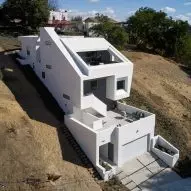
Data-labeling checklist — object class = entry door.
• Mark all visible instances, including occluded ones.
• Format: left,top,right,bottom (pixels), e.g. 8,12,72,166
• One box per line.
108,143,114,162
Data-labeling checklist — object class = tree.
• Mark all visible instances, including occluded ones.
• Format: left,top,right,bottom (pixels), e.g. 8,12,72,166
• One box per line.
126,7,191,68
175,34,191,68
95,13,110,23
2,0,50,29
71,16,83,21
126,7,189,57
91,15,128,49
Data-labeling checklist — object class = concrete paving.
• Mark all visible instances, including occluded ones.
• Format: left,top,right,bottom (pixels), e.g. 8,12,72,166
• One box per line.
129,167,153,185
122,158,144,176
140,168,182,190
116,152,182,191
137,152,158,166
151,178,191,191
146,160,167,174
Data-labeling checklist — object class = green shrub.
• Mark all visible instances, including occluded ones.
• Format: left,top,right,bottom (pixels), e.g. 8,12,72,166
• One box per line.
176,34,191,69
0,69,3,80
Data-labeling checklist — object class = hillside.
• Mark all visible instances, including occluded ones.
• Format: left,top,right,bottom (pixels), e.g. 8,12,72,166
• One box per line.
122,51,191,158
0,36,190,190
0,46,101,191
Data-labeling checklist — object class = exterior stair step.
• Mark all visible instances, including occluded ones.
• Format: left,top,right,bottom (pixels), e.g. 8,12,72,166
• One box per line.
116,171,128,180
121,177,132,185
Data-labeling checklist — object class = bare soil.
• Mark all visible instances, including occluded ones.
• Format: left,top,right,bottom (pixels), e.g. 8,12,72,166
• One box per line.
0,36,190,190
0,46,101,191
122,51,191,158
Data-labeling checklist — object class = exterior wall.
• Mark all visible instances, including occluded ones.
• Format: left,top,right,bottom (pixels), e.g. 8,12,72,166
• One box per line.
38,28,83,113
18,36,39,67
83,62,133,100
82,112,98,127
49,10,68,23
84,78,114,109
98,127,119,164
117,115,155,166
65,115,115,181
84,22,99,36
65,116,99,165
100,143,108,158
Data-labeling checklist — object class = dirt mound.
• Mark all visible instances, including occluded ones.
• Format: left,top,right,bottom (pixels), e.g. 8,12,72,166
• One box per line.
0,48,101,191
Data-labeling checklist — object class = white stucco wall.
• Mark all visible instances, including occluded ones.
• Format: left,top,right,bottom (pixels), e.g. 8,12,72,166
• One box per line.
65,116,99,165
117,115,155,166
18,36,39,67
49,10,68,22
38,28,83,113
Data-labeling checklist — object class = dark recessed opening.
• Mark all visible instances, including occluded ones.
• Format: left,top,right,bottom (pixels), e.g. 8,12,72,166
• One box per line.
63,93,70,100
27,49,30,55
117,80,125,90
42,72,45,79
91,80,98,90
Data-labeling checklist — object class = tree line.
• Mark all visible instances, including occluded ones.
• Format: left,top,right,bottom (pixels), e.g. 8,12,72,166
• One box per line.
91,8,191,69
0,0,55,30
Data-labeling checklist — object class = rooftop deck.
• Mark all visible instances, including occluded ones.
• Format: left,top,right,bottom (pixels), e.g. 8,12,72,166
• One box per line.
101,110,130,130
97,105,152,132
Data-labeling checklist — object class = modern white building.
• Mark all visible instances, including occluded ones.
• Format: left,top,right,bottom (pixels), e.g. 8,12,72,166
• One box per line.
17,27,179,181
49,9,69,24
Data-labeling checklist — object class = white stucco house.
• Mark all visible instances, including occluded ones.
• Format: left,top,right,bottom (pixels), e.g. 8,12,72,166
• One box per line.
49,9,69,24
17,27,179,181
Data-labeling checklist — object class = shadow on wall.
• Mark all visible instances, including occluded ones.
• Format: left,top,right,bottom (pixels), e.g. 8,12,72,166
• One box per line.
0,51,90,169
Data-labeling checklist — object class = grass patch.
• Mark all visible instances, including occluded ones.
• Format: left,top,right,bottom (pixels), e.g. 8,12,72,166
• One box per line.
100,177,128,191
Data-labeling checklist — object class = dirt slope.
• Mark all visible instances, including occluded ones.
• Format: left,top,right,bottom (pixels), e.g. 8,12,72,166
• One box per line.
0,48,101,191
122,51,191,157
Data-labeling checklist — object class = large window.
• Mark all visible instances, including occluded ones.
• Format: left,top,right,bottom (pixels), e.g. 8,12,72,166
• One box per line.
117,80,125,90
77,50,122,66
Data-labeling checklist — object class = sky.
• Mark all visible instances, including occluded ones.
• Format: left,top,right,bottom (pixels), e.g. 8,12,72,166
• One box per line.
0,0,191,23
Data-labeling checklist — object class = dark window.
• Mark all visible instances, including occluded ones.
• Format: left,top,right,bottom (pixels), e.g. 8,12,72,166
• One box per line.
91,80,98,90
63,93,70,100
45,41,52,46
46,65,52,69
27,49,30,55
117,80,125,90
42,72,45,79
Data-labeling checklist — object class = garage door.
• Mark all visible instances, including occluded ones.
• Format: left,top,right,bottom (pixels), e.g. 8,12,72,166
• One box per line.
121,135,148,164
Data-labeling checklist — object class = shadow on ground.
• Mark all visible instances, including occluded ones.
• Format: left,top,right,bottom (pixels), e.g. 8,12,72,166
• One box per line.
179,65,191,78
1,51,88,169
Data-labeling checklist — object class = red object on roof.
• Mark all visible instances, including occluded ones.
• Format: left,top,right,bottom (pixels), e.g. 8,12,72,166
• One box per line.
47,20,72,27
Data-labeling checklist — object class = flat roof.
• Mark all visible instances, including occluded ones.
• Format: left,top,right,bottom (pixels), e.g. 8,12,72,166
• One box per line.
61,37,109,52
